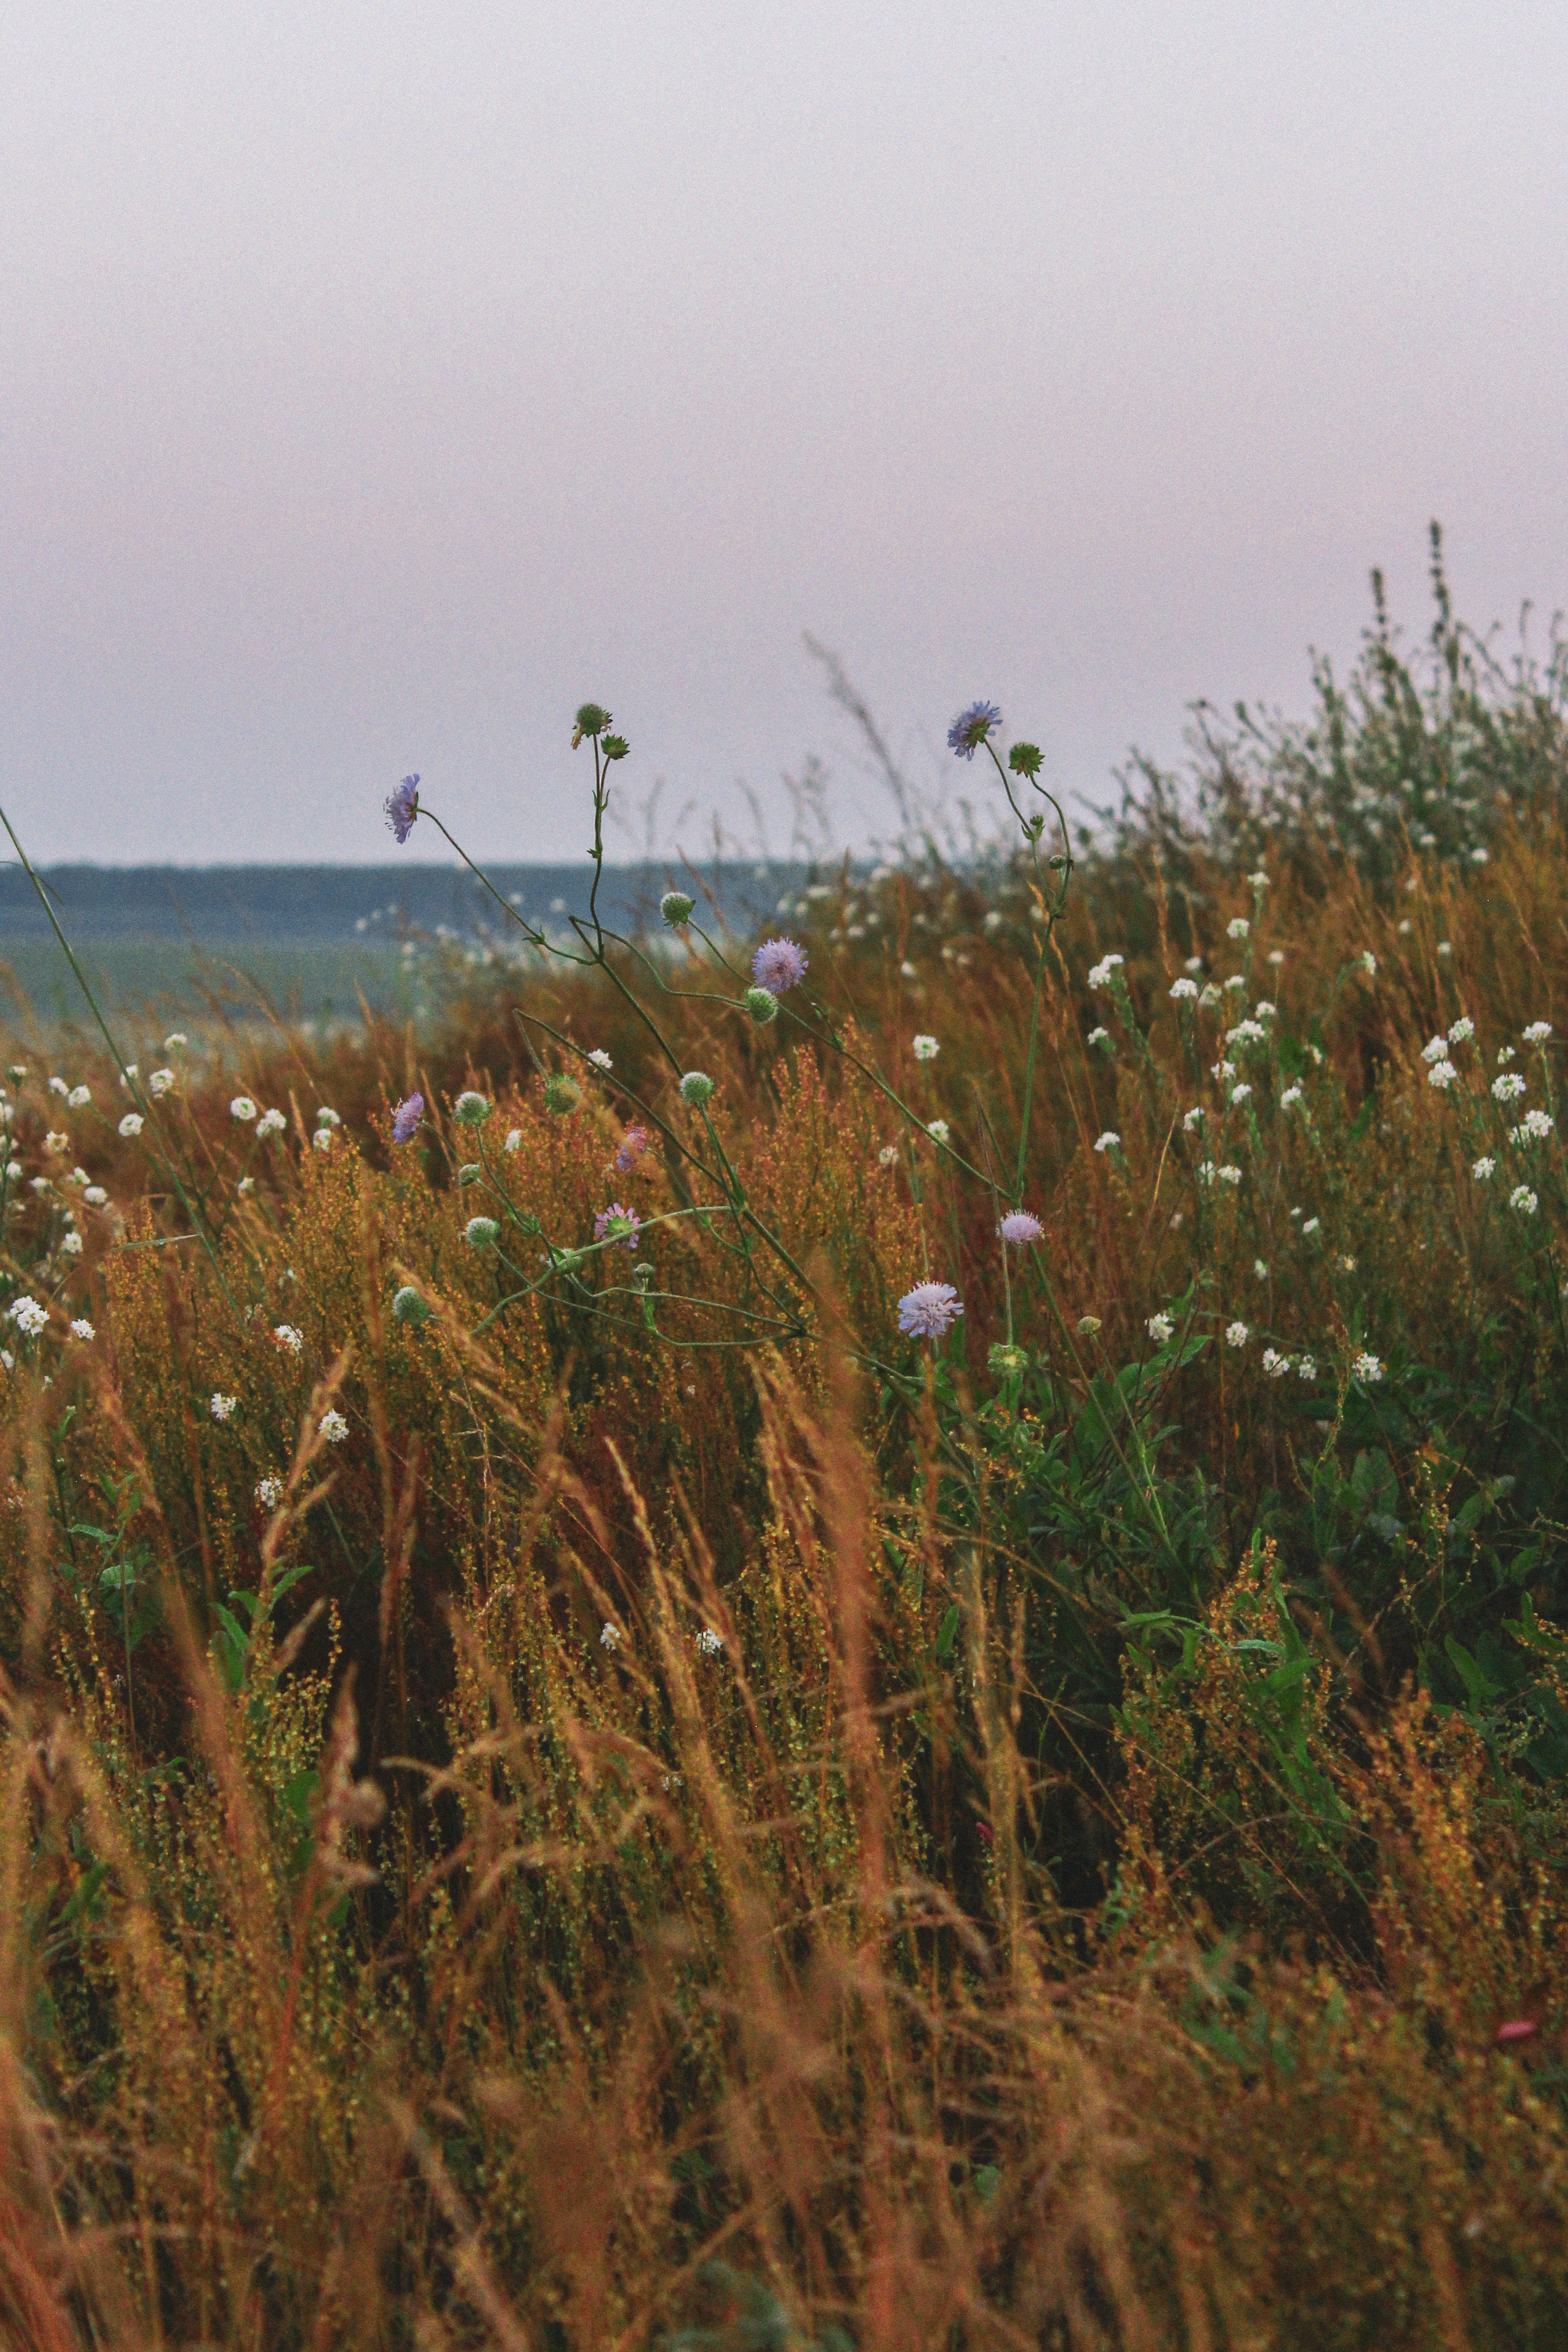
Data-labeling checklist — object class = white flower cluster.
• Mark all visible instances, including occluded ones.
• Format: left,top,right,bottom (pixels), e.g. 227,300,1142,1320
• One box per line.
210,1393,237,1420
695,1627,724,1657
1093,1131,1120,1154
1147,1312,1174,1345
1524,1020,1553,1045
318,1409,350,1444
1168,976,1199,1002
7,1297,47,1336
1493,1072,1526,1102
1087,953,1124,991
274,1323,303,1354
255,1108,288,1139
911,1033,940,1062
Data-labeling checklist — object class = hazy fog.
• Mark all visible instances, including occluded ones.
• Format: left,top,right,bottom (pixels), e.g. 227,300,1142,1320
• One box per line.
4,1,1566,865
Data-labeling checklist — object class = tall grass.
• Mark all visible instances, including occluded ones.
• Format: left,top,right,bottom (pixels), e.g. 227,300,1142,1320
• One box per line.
4,558,1568,2344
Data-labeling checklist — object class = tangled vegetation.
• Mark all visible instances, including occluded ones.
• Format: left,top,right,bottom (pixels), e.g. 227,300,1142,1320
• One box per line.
4,547,1568,2346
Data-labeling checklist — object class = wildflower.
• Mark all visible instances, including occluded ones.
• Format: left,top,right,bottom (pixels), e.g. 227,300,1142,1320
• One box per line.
1471,846,1489,864
1227,916,1249,941
1303,1216,1320,1235
1280,1085,1304,1110
1211,1059,1236,1082
231,1096,258,1122
926,1118,951,1146
384,773,420,842
1352,1351,1384,1382
999,1210,1044,1246
5,1161,21,1181
911,1033,940,1062
1087,1025,1110,1046
1255,1000,1276,1020
164,1031,187,1049
1228,1019,1264,1045
1472,1155,1496,1179
1229,1083,1252,1105
505,1127,523,1153
1087,953,1124,991
900,959,918,978
6,1298,47,1337
1262,1348,1290,1378
1093,1130,1121,1157
67,1085,93,1112
594,1202,641,1252
255,1476,283,1508
465,1216,500,1248
1225,1321,1249,1348
83,1186,107,1206
1249,868,1268,890
1437,940,1452,958
1077,1315,1102,1333
454,1091,490,1126
1224,975,1248,994
1254,1258,1268,1277
391,1092,424,1143
1498,1045,1517,1064
237,1176,255,1194
210,1393,237,1420
751,937,809,992
316,1106,341,1127
392,1285,432,1325
1218,1165,1243,1186
1267,949,1285,966
947,700,1001,758
1147,1312,1174,1345
1183,1107,1204,1132
1297,1356,1317,1380
1197,1161,1216,1185
543,1075,579,1114
1421,1035,1450,1063
48,1076,67,1097
119,1065,138,1089
600,1621,621,1649
660,890,695,926
1523,1108,1555,1139
1493,1072,1527,1102
897,1281,964,1339
148,1068,175,1095
1169,976,1198,1001
878,1144,900,1166
1361,951,1377,977
1340,1254,1357,1273
44,1130,68,1154
1507,1127,1522,1146
1510,1186,1538,1216
59,1231,82,1258
30,1177,50,1194
1525,1021,1553,1045
695,1626,725,1656
312,1128,333,1152
1428,1061,1458,1089
615,1123,650,1174
273,1324,303,1353
318,1409,350,1444
1448,1016,1474,1043
255,1108,287,1139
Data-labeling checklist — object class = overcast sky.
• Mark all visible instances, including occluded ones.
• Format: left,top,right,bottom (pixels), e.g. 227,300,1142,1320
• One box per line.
4,1,1566,867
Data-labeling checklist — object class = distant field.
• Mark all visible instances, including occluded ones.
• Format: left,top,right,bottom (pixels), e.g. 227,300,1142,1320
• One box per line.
0,858,821,1035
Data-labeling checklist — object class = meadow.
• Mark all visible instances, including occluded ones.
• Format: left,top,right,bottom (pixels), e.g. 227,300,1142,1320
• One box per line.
4,544,1568,2346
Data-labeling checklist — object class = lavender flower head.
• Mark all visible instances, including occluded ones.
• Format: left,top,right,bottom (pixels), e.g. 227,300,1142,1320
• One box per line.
384,774,420,843
999,1211,1044,1246
391,1091,424,1144
947,702,1002,760
897,1281,964,1339
615,1122,650,1175
750,936,808,993
594,1202,642,1252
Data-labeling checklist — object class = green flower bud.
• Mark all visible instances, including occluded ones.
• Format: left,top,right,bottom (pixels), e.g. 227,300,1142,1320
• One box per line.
661,891,695,926
602,734,629,761
453,1090,490,1126
988,1341,1029,1377
1009,742,1043,778
679,1071,715,1107
464,1216,499,1249
1076,1315,1102,1335
574,703,611,739
457,1163,482,1186
543,1075,579,1115
745,985,779,1025
392,1285,433,1326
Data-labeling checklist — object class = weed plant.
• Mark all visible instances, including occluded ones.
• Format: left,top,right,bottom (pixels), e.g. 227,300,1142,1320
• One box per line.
3,562,1568,2345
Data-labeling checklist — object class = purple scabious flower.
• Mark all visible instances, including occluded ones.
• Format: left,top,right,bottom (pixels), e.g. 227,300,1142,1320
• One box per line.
594,1202,642,1252
897,1281,964,1339
999,1210,1044,1246
947,702,1001,760
384,774,420,842
391,1091,424,1144
615,1123,650,1174
750,936,808,993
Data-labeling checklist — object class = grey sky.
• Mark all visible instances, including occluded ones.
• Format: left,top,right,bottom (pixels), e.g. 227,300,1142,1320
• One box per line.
5,1,1566,867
